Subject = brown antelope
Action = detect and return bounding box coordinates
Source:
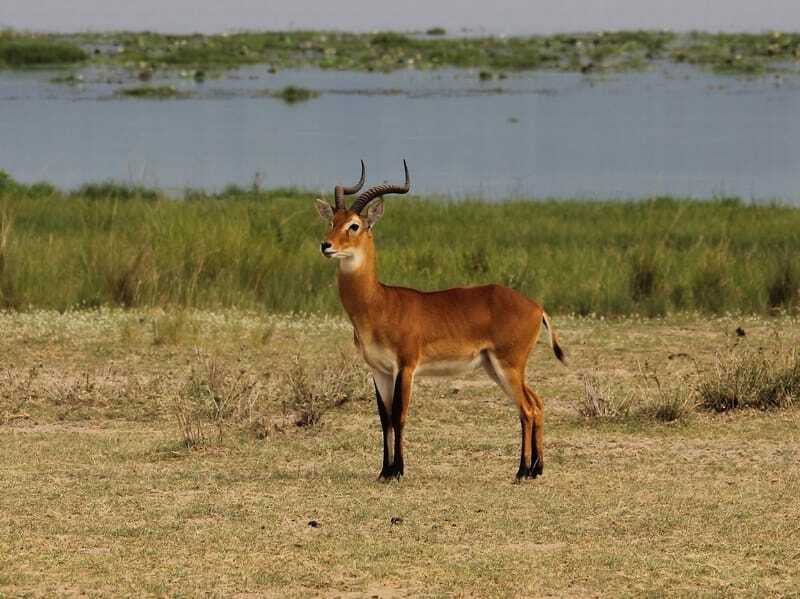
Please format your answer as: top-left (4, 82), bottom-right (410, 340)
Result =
top-left (315, 160), bottom-right (565, 481)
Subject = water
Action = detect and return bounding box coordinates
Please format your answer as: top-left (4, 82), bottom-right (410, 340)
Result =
top-left (1, 65), bottom-right (799, 201)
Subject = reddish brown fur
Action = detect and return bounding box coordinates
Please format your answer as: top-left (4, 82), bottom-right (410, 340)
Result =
top-left (320, 207), bottom-right (564, 480)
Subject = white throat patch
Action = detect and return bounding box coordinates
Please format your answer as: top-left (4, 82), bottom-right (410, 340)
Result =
top-left (338, 250), bottom-right (364, 273)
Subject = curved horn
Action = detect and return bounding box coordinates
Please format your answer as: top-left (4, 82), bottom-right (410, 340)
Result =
top-left (334, 160), bottom-right (366, 210)
top-left (350, 160), bottom-right (410, 214)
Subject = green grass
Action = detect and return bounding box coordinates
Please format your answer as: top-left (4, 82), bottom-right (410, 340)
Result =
top-left (0, 33), bottom-right (87, 67)
top-left (1, 173), bottom-right (799, 315)
top-left (10, 29), bottom-right (799, 75)
top-left (1, 310), bottom-right (799, 596)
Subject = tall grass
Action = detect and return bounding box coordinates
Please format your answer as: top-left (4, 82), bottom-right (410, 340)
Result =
top-left (1, 174), bottom-right (799, 315)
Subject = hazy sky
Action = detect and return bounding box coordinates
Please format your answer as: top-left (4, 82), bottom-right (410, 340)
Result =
top-left (3, 0), bottom-right (800, 34)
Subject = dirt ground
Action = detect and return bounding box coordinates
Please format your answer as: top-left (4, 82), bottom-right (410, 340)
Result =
top-left (1, 309), bottom-right (798, 597)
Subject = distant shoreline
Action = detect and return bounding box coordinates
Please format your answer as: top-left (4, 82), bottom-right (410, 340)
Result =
top-left (2, 30), bottom-right (799, 75)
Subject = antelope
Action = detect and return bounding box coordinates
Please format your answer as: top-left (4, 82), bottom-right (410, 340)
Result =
top-left (315, 160), bottom-right (565, 481)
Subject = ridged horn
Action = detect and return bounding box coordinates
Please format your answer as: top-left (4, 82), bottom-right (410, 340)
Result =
top-left (350, 160), bottom-right (410, 214)
top-left (334, 160), bottom-right (366, 210)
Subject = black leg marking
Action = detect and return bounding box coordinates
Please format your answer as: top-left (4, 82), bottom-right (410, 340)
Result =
top-left (516, 417), bottom-right (527, 480)
top-left (528, 420), bottom-right (543, 479)
top-left (374, 381), bottom-right (391, 478)
top-left (389, 370), bottom-right (405, 478)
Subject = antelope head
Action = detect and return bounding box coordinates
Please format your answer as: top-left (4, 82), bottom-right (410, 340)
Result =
top-left (316, 160), bottom-right (410, 270)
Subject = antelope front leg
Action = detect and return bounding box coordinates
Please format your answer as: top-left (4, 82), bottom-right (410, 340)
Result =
top-left (388, 367), bottom-right (414, 479)
top-left (372, 371), bottom-right (396, 479)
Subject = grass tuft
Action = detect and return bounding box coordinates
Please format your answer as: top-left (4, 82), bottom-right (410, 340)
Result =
top-left (697, 349), bottom-right (800, 412)
top-left (579, 375), bottom-right (632, 420)
top-left (283, 355), bottom-right (370, 428)
top-left (170, 353), bottom-right (368, 447)
top-left (580, 367), bottom-right (693, 424)
top-left (174, 357), bottom-right (265, 447)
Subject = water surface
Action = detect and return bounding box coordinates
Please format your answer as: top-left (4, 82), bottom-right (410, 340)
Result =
top-left (1, 66), bottom-right (799, 201)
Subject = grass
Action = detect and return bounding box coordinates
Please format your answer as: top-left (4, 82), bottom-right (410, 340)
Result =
top-left (1, 173), bottom-right (799, 316)
top-left (697, 348), bottom-right (800, 412)
top-left (0, 309), bottom-right (799, 595)
top-left (115, 85), bottom-right (189, 99)
top-left (0, 32), bottom-right (87, 67)
top-left (8, 29), bottom-right (800, 75)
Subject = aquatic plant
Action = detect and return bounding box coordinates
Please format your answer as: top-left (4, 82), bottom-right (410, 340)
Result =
top-left (271, 85), bottom-right (319, 104)
top-left (116, 85), bottom-right (189, 99)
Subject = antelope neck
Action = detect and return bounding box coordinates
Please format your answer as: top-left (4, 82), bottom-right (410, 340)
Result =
top-left (336, 245), bottom-right (384, 320)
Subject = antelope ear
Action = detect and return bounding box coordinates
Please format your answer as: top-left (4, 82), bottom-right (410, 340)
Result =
top-left (315, 198), bottom-right (334, 221)
top-left (364, 199), bottom-right (384, 229)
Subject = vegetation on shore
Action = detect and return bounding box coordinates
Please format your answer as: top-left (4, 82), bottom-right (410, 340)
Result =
top-left (3, 29), bottom-right (800, 75)
top-left (0, 31), bottom-right (87, 67)
top-left (0, 173), bottom-right (798, 316)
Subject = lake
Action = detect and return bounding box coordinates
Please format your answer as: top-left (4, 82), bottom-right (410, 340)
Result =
top-left (1, 65), bottom-right (799, 201)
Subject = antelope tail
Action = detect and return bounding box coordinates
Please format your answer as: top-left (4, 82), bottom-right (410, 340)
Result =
top-left (541, 311), bottom-right (566, 364)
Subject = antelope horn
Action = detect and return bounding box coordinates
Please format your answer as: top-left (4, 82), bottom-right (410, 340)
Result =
top-left (350, 160), bottom-right (410, 214)
top-left (334, 160), bottom-right (366, 210)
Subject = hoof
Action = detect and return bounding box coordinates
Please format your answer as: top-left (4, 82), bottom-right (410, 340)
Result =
top-left (516, 459), bottom-right (543, 481)
top-left (379, 464), bottom-right (404, 481)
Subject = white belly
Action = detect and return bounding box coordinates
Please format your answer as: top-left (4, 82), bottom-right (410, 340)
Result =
top-left (415, 354), bottom-right (484, 377)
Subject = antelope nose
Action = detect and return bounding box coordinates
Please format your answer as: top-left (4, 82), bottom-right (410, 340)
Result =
top-left (320, 241), bottom-right (332, 254)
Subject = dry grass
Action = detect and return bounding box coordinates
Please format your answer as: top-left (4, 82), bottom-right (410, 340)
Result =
top-left (1, 310), bottom-right (799, 596)
top-left (170, 352), bottom-right (370, 447)
top-left (579, 365), bottom-right (694, 424)
top-left (697, 347), bottom-right (800, 412)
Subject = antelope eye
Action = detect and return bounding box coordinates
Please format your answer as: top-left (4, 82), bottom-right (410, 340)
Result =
top-left (348, 223), bottom-right (360, 232)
